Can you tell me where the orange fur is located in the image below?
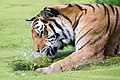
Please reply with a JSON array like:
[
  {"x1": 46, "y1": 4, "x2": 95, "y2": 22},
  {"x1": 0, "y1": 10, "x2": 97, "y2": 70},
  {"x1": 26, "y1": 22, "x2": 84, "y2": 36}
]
[{"x1": 28, "y1": 4, "x2": 120, "y2": 72}]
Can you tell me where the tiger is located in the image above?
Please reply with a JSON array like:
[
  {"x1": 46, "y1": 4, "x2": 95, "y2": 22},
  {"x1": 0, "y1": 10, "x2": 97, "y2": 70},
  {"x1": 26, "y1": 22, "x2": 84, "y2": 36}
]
[{"x1": 26, "y1": 3, "x2": 120, "y2": 73}]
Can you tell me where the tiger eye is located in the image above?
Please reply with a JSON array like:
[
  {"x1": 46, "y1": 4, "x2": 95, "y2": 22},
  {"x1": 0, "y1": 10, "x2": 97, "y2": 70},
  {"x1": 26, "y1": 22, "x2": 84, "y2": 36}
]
[{"x1": 41, "y1": 19, "x2": 48, "y2": 23}]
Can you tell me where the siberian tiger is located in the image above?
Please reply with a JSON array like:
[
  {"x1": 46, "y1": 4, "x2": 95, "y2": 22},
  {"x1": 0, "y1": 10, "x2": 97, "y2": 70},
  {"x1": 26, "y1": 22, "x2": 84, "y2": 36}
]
[{"x1": 26, "y1": 3, "x2": 120, "y2": 73}]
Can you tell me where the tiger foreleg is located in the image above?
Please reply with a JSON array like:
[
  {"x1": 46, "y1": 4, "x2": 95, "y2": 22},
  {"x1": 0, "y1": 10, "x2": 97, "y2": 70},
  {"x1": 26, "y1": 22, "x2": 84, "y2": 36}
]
[{"x1": 35, "y1": 48, "x2": 104, "y2": 73}]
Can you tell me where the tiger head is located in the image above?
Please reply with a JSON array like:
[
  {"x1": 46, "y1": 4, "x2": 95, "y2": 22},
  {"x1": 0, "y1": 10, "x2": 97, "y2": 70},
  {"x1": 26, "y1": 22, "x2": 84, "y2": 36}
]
[{"x1": 26, "y1": 4, "x2": 83, "y2": 58}]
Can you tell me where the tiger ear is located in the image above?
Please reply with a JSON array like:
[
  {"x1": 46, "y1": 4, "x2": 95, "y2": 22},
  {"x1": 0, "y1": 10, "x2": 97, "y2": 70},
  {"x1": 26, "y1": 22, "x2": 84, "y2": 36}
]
[
  {"x1": 26, "y1": 17, "x2": 36, "y2": 26},
  {"x1": 26, "y1": 20, "x2": 33, "y2": 26},
  {"x1": 41, "y1": 7, "x2": 60, "y2": 19}
]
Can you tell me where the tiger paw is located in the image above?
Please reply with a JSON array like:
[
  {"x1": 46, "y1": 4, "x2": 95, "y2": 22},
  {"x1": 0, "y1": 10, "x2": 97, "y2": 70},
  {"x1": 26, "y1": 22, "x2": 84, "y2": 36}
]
[
  {"x1": 35, "y1": 67, "x2": 50, "y2": 73},
  {"x1": 35, "y1": 62, "x2": 63, "y2": 73}
]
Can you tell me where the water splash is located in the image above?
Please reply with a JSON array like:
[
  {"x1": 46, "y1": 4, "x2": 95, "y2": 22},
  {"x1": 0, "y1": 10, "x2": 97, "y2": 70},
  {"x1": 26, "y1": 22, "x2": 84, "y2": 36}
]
[{"x1": 15, "y1": 36, "x2": 52, "y2": 71}]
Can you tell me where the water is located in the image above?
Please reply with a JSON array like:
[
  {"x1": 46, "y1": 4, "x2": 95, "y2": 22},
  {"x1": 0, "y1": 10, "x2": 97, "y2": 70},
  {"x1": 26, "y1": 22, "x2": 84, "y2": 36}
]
[
  {"x1": 15, "y1": 35, "x2": 73, "y2": 71},
  {"x1": 15, "y1": 36, "x2": 52, "y2": 71}
]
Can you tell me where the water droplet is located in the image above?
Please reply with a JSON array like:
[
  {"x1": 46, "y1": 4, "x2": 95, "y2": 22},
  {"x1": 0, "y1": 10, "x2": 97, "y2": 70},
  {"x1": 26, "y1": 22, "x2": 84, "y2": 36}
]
[
  {"x1": 32, "y1": 52, "x2": 40, "y2": 58},
  {"x1": 21, "y1": 73, "x2": 26, "y2": 76}
]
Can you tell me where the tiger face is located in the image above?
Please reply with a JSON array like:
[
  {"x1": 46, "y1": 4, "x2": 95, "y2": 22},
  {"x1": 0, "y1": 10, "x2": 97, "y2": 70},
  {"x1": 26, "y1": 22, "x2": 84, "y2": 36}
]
[{"x1": 26, "y1": 9, "x2": 75, "y2": 57}]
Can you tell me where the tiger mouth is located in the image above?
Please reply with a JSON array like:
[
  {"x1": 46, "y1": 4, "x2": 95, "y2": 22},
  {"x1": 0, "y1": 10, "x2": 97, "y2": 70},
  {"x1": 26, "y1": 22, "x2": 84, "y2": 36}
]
[{"x1": 40, "y1": 46, "x2": 58, "y2": 58}]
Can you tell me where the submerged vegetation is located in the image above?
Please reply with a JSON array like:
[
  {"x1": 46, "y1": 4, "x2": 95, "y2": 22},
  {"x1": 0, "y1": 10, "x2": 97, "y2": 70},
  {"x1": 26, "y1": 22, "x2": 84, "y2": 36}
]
[{"x1": 0, "y1": 0, "x2": 120, "y2": 80}]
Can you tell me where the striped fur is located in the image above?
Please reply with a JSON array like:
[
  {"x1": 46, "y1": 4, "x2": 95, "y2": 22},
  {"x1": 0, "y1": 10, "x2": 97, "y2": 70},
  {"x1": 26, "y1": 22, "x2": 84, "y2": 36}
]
[{"x1": 26, "y1": 3, "x2": 120, "y2": 72}]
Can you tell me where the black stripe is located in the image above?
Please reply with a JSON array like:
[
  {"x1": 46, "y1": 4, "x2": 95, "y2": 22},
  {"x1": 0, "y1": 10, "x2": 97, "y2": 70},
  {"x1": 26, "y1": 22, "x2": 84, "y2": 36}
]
[
  {"x1": 48, "y1": 39, "x2": 54, "y2": 42},
  {"x1": 75, "y1": 4, "x2": 87, "y2": 14},
  {"x1": 46, "y1": 50, "x2": 53, "y2": 56},
  {"x1": 35, "y1": 26, "x2": 40, "y2": 29},
  {"x1": 94, "y1": 46, "x2": 105, "y2": 55},
  {"x1": 63, "y1": 32, "x2": 68, "y2": 39},
  {"x1": 49, "y1": 24, "x2": 56, "y2": 34},
  {"x1": 66, "y1": 29, "x2": 73, "y2": 41},
  {"x1": 100, "y1": 3, "x2": 107, "y2": 15},
  {"x1": 35, "y1": 25, "x2": 43, "y2": 30},
  {"x1": 73, "y1": 13, "x2": 83, "y2": 31},
  {"x1": 40, "y1": 25, "x2": 43, "y2": 30},
  {"x1": 113, "y1": 7, "x2": 119, "y2": 33},
  {"x1": 105, "y1": 6, "x2": 110, "y2": 32},
  {"x1": 90, "y1": 4, "x2": 110, "y2": 45},
  {"x1": 49, "y1": 46, "x2": 56, "y2": 55},
  {"x1": 96, "y1": 4, "x2": 100, "y2": 9},
  {"x1": 33, "y1": 22, "x2": 38, "y2": 26},
  {"x1": 53, "y1": 47, "x2": 58, "y2": 54},
  {"x1": 46, "y1": 47, "x2": 53, "y2": 56},
  {"x1": 49, "y1": 24, "x2": 60, "y2": 38},
  {"x1": 74, "y1": 4, "x2": 83, "y2": 10},
  {"x1": 34, "y1": 19, "x2": 39, "y2": 23},
  {"x1": 89, "y1": 33, "x2": 104, "y2": 45},
  {"x1": 47, "y1": 35, "x2": 55, "y2": 39},
  {"x1": 66, "y1": 30, "x2": 71, "y2": 37},
  {"x1": 41, "y1": 48, "x2": 46, "y2": 53},
  {"x1": 78, "y1": 39, "x2": 91, "y2": 50},
  {"x1": 84, "y1": 4, "x2": 95, "y2": 12},
  {"x1": 31, "y1": 17, "x2": 36, "y2": 21},
  {"x1": 100, "y1": 3, "x2": 110, "y2": 32},
  {"x1": 61, "y1": 14, "x2": 72, "y2": 24},
  {"x1": 106, "y1": 7, "x2": 110, "y2": 33},
  {"x1": 40, "y1": 31, "x2": 43, "y2": 37},
  {"x1": 63, "y1": 32, "x2": 67, "y2": 39},
  {"x1": 26, "y1": 16, "x2": 35, "y2": 22},
  {"x1": 52, "y1": 20, "x2": 64, "y2": 31},
  {"x1": 108, "y1": 4, "x2": 115, "y2": 15},
  {"x1": 75, "y1": 28, "x2": 93, "y2": 45},
  {"x1": 67, "y1": 30, "x2": 75, "y2": 45},
  {"x1": 66, "y1": 30, "x2": 75, "y2": 45}
]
